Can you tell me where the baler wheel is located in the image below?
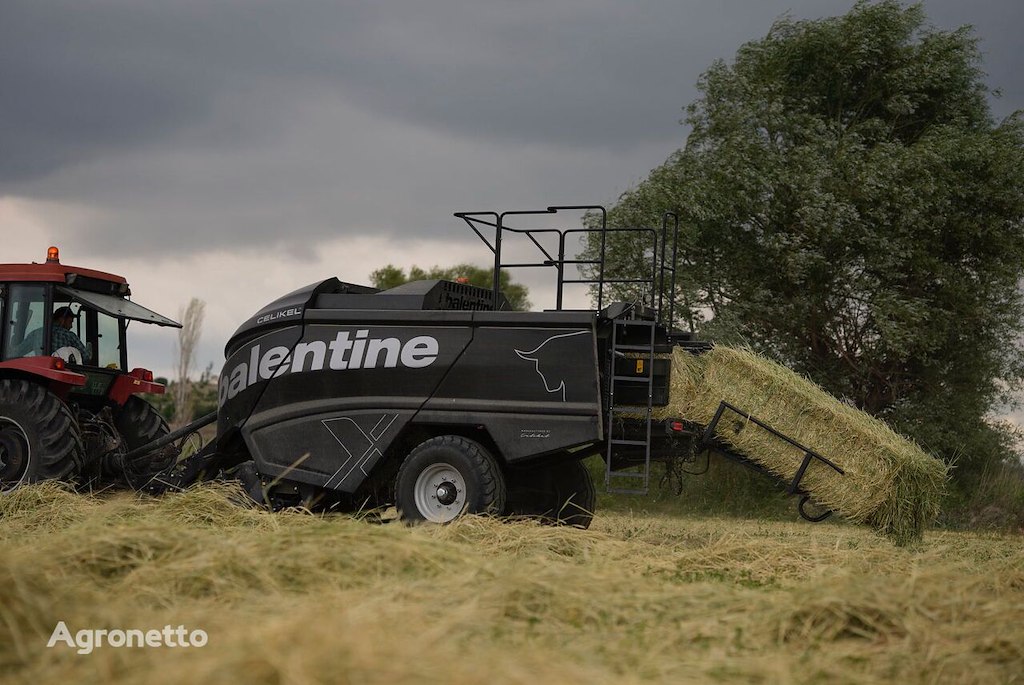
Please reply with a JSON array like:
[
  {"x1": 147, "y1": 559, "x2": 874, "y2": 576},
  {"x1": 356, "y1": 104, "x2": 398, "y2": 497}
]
[
  {"x1": 503, "y1": 459, "x2": 596, "y2": 529},
  {"x1": 0, "y1": 379, "x2": 84, "y2": 491},
  {"x1": 395, "y1": 436, "x2": 506, "y2": 523}
]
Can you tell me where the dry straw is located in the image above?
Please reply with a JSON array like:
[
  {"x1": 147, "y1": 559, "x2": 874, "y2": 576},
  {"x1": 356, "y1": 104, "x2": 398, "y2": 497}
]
[
  {"x1": 656, "y1": 346, "x2": 948, "y2": 545},
  {"x1": 2, "y1": 485, "x2": 1021, "y2": 684}
]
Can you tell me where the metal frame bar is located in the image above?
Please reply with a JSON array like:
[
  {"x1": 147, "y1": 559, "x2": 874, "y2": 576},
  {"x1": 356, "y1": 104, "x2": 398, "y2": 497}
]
[
  {"x1": 455, "y1": 205, "x2": 663, "y2": 314},
  {"x1": 700, "y1": 401, "x2": 845, "y2": 497},
  {"x1": 706, "y1": 441, "x2": 835, "y2": 522}
]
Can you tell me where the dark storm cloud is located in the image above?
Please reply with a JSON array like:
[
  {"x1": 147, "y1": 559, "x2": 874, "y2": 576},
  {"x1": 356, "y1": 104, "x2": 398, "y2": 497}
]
[
  {"x1": 924, "y1": 1, "x2": 1024, "y2": 119},
  {"x1": 0, "y1": 0, "x2": 853, "y2": 185},
  {"x1": 2, "y1": 0, "x2": 1020, "y2": 256}
]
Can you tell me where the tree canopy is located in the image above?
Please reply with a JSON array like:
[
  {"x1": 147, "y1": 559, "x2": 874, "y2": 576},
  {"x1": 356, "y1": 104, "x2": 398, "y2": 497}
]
[
  {"x1": 584, "y1": 1, "x2": 1024, "y2": 489},
  {"x1": 369, "y1": 263, "x2": 532, "y2": 311}
]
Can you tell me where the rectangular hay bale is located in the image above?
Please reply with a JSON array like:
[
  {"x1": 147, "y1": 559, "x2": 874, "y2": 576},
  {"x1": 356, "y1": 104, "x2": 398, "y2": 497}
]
[{"x1": 659, "y1": 346, "x2": 948, "y2": 545}]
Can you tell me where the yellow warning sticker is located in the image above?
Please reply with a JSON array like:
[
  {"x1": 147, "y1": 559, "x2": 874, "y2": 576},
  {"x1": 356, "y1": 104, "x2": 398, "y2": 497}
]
[{"x1": 635, "y1": 359, "x2": 644, "y2": 374}]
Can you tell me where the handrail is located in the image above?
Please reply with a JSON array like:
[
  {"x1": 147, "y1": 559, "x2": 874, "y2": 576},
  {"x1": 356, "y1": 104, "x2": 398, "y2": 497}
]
[{"x1": 455, "y1": 205, "x2": 673, "y2": 315}]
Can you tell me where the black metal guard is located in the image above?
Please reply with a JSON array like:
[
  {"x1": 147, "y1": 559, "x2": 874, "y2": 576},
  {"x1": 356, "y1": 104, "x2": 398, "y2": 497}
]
[
  {"x1": 455, "y1": 205, "x2": 680, "y2": 321},
  {"x1": 700, "y1": 401, "x2": 845, "y2": 522}
]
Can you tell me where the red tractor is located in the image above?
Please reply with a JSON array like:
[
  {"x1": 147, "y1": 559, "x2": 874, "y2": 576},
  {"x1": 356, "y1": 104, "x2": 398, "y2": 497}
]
[{"x1": 0, "y1": 247, "x2": 181, "y2": 490}]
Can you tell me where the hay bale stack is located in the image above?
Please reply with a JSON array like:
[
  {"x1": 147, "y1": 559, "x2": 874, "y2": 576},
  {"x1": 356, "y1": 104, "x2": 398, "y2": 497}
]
[{"x1": 658, "y1": 346, "x2": 947, "y2": 545}]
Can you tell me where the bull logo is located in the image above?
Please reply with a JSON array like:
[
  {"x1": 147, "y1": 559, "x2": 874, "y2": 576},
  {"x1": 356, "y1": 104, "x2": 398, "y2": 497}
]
[{"x1": 514, "y1": 331, "x2": 589, "y2": 402}]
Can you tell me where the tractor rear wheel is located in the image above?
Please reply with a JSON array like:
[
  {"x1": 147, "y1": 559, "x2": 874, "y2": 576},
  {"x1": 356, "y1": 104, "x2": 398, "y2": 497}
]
[
  {"x1": 116, "y1": 396, "x2": 170, "y2": 452},
  {"x1": 395, "y1": 436, "x2": 506, "y2": 523},
  {"x1": 503, "y1": 459, "x2": 596, "y2": 529},
  {"x1": 112, "y1": 396, "x2": 173, "y2": 486},
  {"x1": 0, "y1": 379, "x2": 84, "y2": 491}
]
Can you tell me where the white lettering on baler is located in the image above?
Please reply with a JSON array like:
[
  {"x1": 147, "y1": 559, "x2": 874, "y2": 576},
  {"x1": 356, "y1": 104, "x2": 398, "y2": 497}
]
[
  {"x1": 219, "y1": 330, "x2": 439, "y2": 405},
  {"x1": 255, "y1": 307, "x2": 303, "y2": 325}
]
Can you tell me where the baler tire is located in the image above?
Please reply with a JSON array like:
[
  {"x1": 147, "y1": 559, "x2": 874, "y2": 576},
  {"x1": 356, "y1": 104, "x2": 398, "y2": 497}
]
[
  {"x1": 0, "y1": 379, "x2": 84, "y2": 491},
  {"x1": 503, "y1": 459, "x2": 596, "y2": 529},
  {"x1": 395, "y1": 435, "x2": 506, "y2": 523}
]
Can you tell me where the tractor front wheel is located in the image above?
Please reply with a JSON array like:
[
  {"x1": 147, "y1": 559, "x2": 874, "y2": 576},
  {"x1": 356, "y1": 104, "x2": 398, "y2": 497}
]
[
  {"x1": 503, "y1": 459, "x2": 596, "y2": 529},
  {"x1": 395, "y1": 436, "x2": 506, "y2": 523},
  {"x1": 0, "y1": 379, "x2": 84, "y2": 491}
]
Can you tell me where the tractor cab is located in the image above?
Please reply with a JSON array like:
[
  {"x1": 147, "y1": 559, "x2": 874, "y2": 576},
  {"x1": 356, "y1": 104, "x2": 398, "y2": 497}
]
[
  {"x1": 0, "y1": 247, "x2": 181, "y2": 407},
  {"x1": 0, "y1": 247, "x2": 183, "y2": 490}
]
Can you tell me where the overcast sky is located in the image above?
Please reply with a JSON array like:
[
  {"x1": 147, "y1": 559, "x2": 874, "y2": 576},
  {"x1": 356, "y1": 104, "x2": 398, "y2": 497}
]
[{"x1": 3, "y1": 0, "x2": 1021, "y2": 380}]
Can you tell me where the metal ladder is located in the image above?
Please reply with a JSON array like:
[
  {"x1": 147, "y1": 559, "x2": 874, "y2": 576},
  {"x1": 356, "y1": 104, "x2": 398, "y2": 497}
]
[
  {"x1": 604, "y1": 316, "x2": 656, "y2": 494},
  {"x1": 603, "y1": 213, "x2": 680, "y2": 495}
]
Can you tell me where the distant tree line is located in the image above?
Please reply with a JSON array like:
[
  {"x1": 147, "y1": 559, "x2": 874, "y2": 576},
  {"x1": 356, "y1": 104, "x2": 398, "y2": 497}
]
[{"x1": 370, "y1": 263, "x2": 531, "y2": 310}]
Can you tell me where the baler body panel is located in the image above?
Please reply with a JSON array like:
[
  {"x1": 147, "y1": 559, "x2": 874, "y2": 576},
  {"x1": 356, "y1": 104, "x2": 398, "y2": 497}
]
[
  {"x1": 217, "y1": 283, "x2": 602, "y2": 493},
  {"x1": 424, "y1": 321, "x2": 602, "y2": 462}
]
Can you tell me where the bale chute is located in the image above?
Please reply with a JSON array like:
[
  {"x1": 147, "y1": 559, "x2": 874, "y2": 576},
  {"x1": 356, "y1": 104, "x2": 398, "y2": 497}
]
[{"x1": 659, "y1": 346, "x2": 948, "y2": 545}]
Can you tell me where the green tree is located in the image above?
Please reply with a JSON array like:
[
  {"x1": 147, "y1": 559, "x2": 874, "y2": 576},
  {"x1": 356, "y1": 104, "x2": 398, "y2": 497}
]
[
  {"x1": 584, "y1": 1, "x2": 1024, "y2": 495},
  {"x1": 369, "y1": 263, "x2": 532, "y2": 311}
]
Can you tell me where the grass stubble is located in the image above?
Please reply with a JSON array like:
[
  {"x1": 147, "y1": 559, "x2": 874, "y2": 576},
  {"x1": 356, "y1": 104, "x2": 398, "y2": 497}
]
[{"x1": 1, "y1": 482, "x2": 1021, "y2": 685}]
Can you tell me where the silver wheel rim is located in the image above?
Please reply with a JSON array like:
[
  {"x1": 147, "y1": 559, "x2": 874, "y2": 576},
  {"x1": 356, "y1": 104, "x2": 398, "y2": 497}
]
[
  {"x1": 413, "y1": 462, "x2": 467, "y2": 522},
  {"x1": 0, "y1": 416, "x2": 31, "y2": 490}
]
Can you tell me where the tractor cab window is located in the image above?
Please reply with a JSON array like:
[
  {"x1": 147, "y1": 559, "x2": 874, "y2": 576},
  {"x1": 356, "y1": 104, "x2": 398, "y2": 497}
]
[
  {"x1": 3, "y1": 284, "x2": 47, "y2": 360},
  {"x1": 49, "y1": 298, "x2": 125, "y2": 369},
  {"x1": 94, "y1": 311, "x2": 123, "y2": 370}
]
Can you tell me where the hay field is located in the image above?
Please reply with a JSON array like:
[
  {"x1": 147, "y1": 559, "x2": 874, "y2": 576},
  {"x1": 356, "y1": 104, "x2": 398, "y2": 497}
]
[{"x1": 2, "y1": 483, "x2": 1021, "y2": 684}]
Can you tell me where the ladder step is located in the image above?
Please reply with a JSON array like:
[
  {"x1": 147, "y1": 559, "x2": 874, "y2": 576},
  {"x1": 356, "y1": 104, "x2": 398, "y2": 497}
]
[
  {"x1": 611, "y1": 375, "x2": 651, "y2": 382},
  {"x1": 607, "y1": 471, "x2": 647, "y2": 479},
  {"x1": 606, "y1": 486, "x2": 649, "y2": 495},
  {"x1": 606, "y1": 395, "x2": 655, "y2": 405},
  {"x1": 610, "y1": 439, "x2": 649, "y2": 446},
  {"x1": 609, "y1": 406, "x2": 652, "y2": 414},
  {"x1": 614, "y1": 319, "x2": 656, "y2": 327},
  {"x1": 613, "y1": 344, "x2": 657, "y2": 352}
]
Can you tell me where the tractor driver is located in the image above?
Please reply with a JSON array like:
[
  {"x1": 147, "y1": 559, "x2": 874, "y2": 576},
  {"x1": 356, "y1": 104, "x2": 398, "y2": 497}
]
[
  {"x1": 11, "y1": 306, "x2": 88, "y2": 362},
  {"x1": 51, "y1": 307, "x2": 88, "y2": 361}
]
